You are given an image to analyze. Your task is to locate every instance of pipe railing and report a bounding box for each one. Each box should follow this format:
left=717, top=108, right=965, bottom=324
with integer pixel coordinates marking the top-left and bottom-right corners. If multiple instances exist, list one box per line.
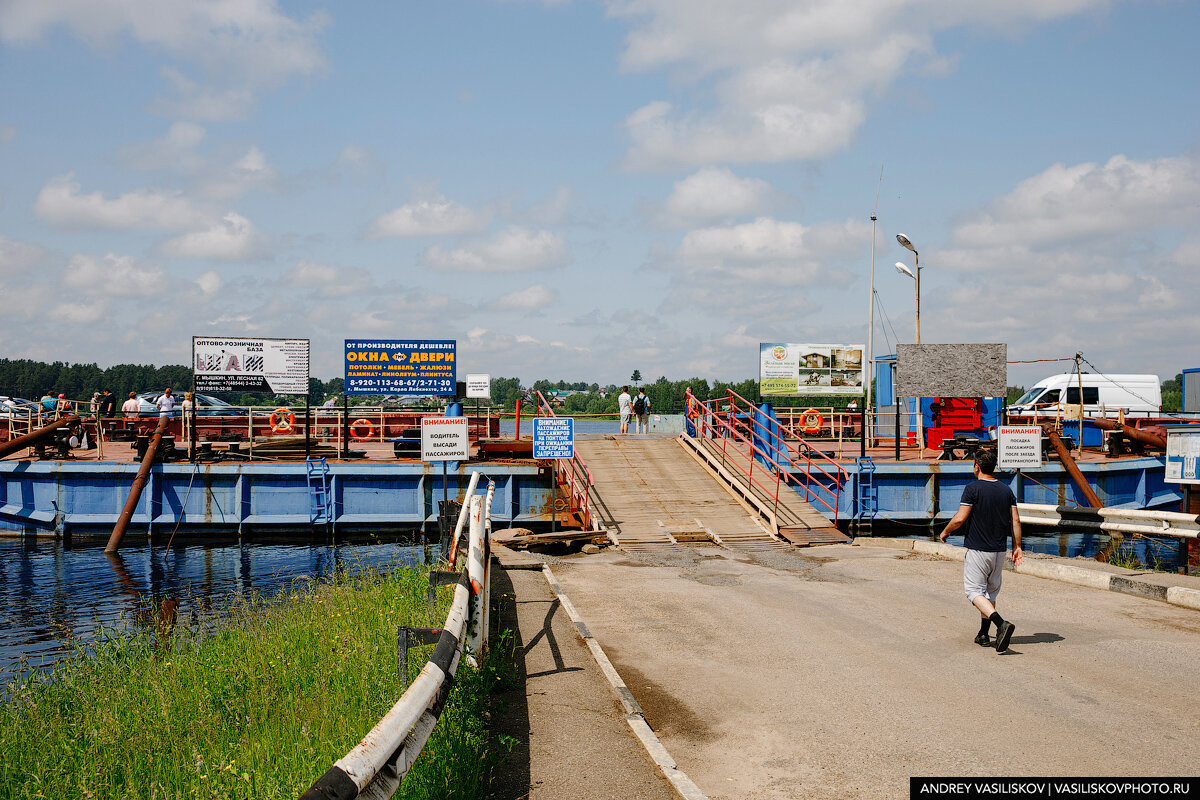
left=689, top=392, right=784, bottom=522
left=534, top=391, right=596, bottom=531
left=1018, top=503, right=1200, bottom=540
left=301, top=480, right=494, bottom=800
left=720, top=389, right=845, bottom=521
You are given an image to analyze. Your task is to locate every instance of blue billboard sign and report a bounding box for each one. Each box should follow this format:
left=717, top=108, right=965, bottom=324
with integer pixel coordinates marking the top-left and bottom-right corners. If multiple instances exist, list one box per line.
left=344, top=339, right=456, bottom=395
left=533, top=417, right=574, bottom=459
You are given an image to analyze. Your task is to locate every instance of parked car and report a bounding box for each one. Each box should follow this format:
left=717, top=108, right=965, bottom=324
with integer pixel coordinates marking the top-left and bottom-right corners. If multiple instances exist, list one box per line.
left=134, top=392, right=247, bottom=417
left=0, top=396, right=39, bottom=420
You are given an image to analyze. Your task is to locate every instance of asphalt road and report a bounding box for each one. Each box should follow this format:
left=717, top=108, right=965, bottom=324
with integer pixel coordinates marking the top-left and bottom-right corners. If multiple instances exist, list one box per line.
left=548, top=543, right=1200, bottom=800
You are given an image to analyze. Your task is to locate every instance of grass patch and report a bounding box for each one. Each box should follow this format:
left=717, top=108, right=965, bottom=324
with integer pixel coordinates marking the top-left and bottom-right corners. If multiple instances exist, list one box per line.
left=0, top=563, right=511, bottom=799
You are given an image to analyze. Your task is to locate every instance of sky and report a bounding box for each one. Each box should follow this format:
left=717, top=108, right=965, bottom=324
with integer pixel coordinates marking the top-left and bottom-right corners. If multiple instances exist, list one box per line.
left=1, top=0, right=1197, bottom=390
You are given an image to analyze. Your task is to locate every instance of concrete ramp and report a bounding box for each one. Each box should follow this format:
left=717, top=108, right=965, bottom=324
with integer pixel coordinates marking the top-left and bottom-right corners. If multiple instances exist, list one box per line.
left=577, top=436, right=791, bottom=554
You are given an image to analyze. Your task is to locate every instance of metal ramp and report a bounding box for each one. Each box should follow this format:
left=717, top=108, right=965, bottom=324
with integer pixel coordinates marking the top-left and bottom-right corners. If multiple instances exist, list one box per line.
left=575, top=437, right=791, bottom=555
left=679, top=435, right=848, bottom=545
left=306, top=457, right=332, bottom=527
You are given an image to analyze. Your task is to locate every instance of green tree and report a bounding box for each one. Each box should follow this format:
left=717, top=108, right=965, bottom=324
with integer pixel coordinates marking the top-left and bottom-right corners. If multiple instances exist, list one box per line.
left=630, top=369, right=642, bottom=385
left=1162, top=372, right=1183, bottom=412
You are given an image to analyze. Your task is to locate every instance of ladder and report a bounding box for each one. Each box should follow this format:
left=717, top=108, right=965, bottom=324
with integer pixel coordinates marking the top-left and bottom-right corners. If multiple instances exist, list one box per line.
left=854, top=456, right=877, bottom=534
left=306, top=457, right=332, bottom=528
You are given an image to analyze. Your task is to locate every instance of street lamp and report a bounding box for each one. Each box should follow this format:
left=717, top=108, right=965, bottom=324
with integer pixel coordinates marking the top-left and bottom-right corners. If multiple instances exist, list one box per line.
left=895, top=233, right=920, bottom=343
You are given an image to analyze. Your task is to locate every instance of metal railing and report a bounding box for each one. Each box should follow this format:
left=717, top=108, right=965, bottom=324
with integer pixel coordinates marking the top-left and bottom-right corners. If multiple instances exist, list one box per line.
left=1018, top=503, right=1200, bottom=540
left=534, top=392, right=595, bottom=530
left=686, top=389, right=845, bottom=524
left=301, top=479, right=494, bottom=800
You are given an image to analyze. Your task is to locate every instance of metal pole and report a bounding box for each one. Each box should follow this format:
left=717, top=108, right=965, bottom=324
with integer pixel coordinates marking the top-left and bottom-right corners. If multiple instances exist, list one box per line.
left=867, top=210, right=876, bottom=453
left=106, top=416, right=168, bottom=553
left=914, top=250, right=920, bottom=345
left=1075, top=352, right=1084, bottom=455
left=551, top=462, right=557, bottom=533
left=305, top=396, right=311, bottom=460
left=894, top=365, right=901, bottom=461
left=342, top=393, right=349, bottom=458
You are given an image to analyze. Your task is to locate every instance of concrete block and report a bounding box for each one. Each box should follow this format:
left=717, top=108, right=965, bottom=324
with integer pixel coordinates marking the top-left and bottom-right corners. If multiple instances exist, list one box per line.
left=1166, top=586, right=1200, bottom=611
left=1017, top=560, right=1113, bottom=591
left=854, top=538, right=915, bottom=551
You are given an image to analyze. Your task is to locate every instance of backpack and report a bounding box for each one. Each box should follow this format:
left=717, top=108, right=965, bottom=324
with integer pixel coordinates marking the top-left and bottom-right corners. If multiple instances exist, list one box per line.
left=633, top=395, right=646, bottom=415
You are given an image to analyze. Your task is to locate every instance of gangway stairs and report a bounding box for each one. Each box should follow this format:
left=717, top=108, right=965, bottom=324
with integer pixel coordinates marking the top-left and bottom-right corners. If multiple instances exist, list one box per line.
left=854, top=456, right=877, bottom=534
left=306, top=457, right=333, bottom=528
left=577, top=436, right=801, bottom=556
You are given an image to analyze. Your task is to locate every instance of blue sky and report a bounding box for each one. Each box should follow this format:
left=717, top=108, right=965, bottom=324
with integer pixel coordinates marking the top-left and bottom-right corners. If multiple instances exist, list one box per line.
left=1, top=0, right=1197, bottom=389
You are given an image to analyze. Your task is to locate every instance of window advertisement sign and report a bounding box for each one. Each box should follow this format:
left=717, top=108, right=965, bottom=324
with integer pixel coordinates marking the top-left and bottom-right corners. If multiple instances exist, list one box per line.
left=193, top=337, right=309, bottom=394
left=466, top=374, right=490, bottom=399
left=533, top=417, right=574, bottom=459
left=421, top=417, right=470, bottom=462
left=1164, top=426, right=1200, bottom=485
left=344, top=339, right=456, bottom=395
left=759, top=343, right=865, bottom=397
left=997, top=426, right=1042, bottom=470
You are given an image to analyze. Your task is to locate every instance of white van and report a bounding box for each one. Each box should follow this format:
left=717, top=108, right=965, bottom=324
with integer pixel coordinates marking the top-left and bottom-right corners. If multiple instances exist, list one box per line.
left=1009, top=373, right=1161, bottom=417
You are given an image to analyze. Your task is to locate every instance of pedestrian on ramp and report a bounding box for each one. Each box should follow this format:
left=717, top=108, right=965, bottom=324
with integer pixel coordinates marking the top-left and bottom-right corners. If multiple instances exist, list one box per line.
left=939, top=449, right=1024, bottom=652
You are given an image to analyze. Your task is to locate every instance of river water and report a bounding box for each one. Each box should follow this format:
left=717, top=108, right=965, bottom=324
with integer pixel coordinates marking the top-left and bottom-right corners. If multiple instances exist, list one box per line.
left=0, top=537, right=437, bottom=684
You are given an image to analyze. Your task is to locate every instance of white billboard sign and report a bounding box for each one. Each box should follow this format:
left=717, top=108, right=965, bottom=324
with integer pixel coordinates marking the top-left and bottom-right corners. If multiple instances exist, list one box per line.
left=997, top=426, right=1043, bottom=470
left=421, top=417, right=470, bottom=462
left=759, top=342, right=865, bottom=397
left=466, top=374, right=490, bottom=399
left=193, top=336, right=309, bottom=394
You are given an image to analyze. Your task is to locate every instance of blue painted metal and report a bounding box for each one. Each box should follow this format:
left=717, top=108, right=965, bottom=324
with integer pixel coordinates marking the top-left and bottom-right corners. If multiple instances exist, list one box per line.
left=0, top=460, right=551, bottom=536
left=752, top=404, right=785, bottom=470
left=306, top=457, right=332, bottom=526
left=785, top=455, right=1179, bottom=523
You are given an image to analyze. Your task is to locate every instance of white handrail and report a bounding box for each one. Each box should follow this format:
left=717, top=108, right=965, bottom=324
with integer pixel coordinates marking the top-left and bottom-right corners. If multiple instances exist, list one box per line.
left=300, top=480, right=495, bottom=800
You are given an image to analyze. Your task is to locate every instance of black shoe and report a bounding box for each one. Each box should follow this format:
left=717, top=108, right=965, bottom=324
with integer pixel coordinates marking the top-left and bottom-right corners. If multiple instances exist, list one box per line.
left=974, top=632, right=991, bottom=647
left=994, top=621, right=1015, bottom=653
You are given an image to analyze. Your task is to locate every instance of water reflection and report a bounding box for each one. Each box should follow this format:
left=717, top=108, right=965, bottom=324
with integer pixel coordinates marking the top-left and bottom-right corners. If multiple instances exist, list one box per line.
left=0, top=536, right=437, bottom=681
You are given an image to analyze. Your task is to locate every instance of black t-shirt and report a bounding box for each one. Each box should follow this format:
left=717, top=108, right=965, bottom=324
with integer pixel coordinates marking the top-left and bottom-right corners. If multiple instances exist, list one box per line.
left=960, top=478, right=1016, bottom=552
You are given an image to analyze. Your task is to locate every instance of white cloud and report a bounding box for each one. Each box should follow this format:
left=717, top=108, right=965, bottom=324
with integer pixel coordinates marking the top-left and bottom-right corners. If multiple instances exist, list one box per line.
left=526, top=187, right=573, bottom=226
left=423, top=226, right=571, bottom=272
left=368, top=192, right=485, bottom=239
left=0, top=236, right=46, bottom=275
left=661, top=167, right=776, bottom=226
left=492, top=284, right=556, bottom=310
left=63, top=253, right=167, bottom=296
left=52, top=299, right=107, bottom=325
left=34, top=174, right=212, bottom=230
left=195, top=271, right=222, bottom=296
left=611, top=0, right=1107, bottom=169
left=160, top=212, right=267, bottom=260
left=285, top=260, right=371, bottom=296
left=121, top=121, right=207, bottom=171
left=1, top=1, right=328, bottom=121
left=953, top=154, right=1200, bottom=248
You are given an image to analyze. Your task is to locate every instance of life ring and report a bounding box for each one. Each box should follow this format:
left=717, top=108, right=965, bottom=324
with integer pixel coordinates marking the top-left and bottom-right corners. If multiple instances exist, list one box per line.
left=350, top=418, right=375, bottom=440
left=800, top=408, right=823, bottom=434
left=269, top=407, right=295, bottom=433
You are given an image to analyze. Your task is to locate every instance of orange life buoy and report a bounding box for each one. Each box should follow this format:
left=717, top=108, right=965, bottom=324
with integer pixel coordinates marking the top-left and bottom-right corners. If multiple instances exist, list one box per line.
left=800, top=408, right=823, bottom=434
left=269, top=407, right=295, bottom=433
left=350, top=418, right=375, bottom=440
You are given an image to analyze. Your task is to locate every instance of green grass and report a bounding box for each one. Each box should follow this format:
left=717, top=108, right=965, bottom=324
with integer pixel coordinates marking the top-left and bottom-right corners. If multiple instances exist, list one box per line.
left=0, top=564, right=512, bottom=800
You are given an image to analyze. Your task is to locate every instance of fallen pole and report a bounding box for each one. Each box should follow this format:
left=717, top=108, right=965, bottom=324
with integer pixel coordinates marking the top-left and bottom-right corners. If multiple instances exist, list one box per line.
left=105, top=416, right=168, bottom=553
left=1089, top=417, right=1168, bottom=449
left=1043, top=426, right=1102, bottom=509
left=0, top=415, right=82, bottom=459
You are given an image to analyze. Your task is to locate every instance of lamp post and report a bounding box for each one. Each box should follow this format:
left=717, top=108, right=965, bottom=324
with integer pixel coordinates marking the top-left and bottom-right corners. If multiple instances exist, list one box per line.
left=894, top=233, right=919, bottom=344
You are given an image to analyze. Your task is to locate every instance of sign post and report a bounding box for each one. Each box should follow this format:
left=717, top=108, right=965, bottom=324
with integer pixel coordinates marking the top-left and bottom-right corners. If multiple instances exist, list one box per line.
left=998, top=425, right=1042, bottom=470
left=533, top=418, right=574, bottom=533
left=467, top=373, right=489, bottom=438
left=422, top=416, right=470, bottom=512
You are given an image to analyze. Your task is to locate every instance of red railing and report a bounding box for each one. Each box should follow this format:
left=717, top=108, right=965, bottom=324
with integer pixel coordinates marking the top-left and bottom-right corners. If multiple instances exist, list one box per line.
left=685, top=389, right=845, bottom=524
left=534, top=392, right=595, bottom=531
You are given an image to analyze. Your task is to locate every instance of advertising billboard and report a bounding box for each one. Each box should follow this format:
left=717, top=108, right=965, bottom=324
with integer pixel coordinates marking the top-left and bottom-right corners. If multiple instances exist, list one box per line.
left=344, top=339, right=456, bottom=396
left=192, top=337, right=309, bottom=394
left=759, top=343, right=865, bottom=397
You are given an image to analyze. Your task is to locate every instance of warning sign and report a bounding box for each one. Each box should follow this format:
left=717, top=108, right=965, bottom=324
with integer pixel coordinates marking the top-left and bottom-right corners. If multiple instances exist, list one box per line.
left=998, top=426, right=1042, bottom=470
left=421, top=417, right=469, bottom=462
left=533, top=417, right=574, bottom=459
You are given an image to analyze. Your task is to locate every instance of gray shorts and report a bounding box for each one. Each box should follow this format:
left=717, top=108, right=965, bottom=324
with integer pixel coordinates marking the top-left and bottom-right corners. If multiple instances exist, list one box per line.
left=620, top=413, right=631, bottom=425
left=963, top=549, right=1005, bottom=603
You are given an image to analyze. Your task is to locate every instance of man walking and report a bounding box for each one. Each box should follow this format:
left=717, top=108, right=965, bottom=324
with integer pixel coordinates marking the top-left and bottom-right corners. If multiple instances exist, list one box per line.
left=939, top=449, right=1024, bottom=652
left=618, top=386, right=632, bottom=434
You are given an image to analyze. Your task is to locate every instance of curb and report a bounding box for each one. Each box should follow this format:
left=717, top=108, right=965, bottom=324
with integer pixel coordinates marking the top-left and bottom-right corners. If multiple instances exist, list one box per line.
left=859, top=538, right=1200, bottom=612
left=540, top=565, right=709, bottom=800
